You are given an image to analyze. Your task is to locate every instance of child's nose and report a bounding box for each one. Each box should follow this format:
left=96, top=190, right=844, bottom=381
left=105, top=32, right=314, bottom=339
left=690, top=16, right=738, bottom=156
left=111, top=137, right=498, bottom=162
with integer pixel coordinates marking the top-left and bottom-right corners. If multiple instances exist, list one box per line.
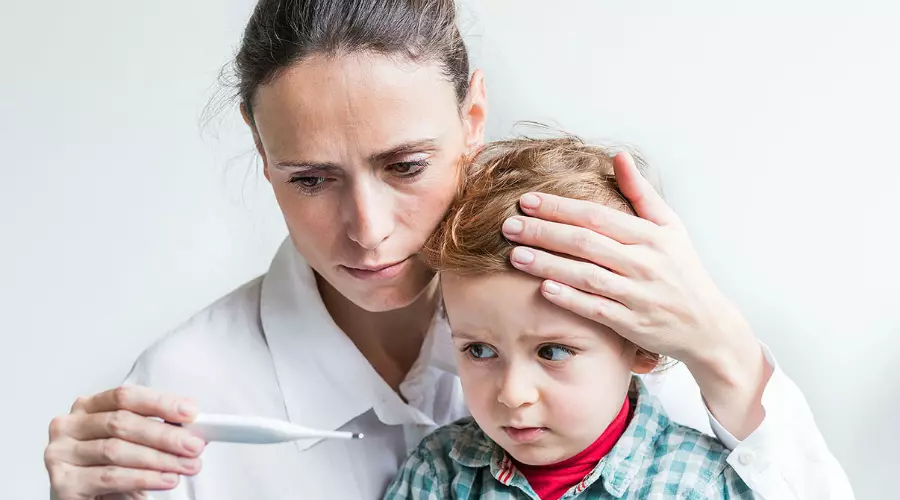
left=496, top=368, right=539, bottom=409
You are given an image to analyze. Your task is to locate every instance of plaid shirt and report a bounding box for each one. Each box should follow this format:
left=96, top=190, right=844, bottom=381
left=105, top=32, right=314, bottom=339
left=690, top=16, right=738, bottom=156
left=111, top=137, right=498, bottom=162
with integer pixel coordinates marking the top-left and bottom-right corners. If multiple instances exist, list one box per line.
left=384, top=378, right=753, bottom=500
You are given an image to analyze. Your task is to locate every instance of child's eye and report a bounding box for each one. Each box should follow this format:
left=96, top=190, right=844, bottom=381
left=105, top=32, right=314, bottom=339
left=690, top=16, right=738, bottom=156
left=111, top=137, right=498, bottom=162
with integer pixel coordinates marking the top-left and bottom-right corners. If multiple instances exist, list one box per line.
left=465, top=343, right=498, bottom=360
left=537, top=344, right=575, bottom=361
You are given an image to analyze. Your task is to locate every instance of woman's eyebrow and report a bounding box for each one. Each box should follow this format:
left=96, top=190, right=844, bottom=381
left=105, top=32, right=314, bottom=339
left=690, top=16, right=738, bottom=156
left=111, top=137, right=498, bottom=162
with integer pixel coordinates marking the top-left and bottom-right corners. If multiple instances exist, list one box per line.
left=273, top=161, right=342, bottom=171
left=271, top=139, right=438, bottom=171
left=368, top=138, right=438, bottom=163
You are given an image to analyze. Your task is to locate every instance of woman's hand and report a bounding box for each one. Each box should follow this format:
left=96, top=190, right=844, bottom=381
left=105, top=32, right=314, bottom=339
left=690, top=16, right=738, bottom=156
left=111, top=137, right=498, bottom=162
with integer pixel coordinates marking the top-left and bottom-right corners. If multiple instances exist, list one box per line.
left=501, top=152, right=770, bottom=439
left=45, top=386, right=204, bottom=500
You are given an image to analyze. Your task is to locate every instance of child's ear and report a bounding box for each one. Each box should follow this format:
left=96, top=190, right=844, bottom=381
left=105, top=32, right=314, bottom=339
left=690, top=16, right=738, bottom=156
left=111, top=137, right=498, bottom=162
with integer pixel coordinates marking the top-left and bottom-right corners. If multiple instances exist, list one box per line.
left=631, top=351, right=660, bottom=375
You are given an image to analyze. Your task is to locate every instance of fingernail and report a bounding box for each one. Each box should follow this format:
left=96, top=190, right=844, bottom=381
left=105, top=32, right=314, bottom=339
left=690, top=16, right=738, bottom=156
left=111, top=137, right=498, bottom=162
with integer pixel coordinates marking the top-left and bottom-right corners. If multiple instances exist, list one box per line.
left=183, top=436, right=205, bottom=454
left=502, top=217, right=524, bottom=235
left=543, top=281, right=562, bottom=295
left=161, top=472, right=179, bottom=485
left=178, top=401, right=197, bottom=418
left=520, top=193, right=541, bottom=210
left=511, top=247, right=534, bottom=265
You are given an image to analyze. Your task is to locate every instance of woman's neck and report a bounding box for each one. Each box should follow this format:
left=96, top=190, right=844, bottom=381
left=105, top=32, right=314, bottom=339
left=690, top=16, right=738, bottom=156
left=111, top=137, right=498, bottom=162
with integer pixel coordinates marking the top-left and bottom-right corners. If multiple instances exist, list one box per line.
left=316, top=274, right=441, bottom=395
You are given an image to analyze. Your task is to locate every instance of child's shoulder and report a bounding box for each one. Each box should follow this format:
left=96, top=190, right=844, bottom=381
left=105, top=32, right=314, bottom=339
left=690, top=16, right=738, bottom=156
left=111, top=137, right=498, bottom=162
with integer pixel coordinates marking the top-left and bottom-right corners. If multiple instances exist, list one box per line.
left=655, top=418, right=731, bottom=458
left=614, top=384, right=752, bottom=498
left=629, top=381, right=730, bottom=462
left=624, top=417, right=751, bottom=498
left=386, top=418, right=499, bottom=499
left=415, top=416, right=490, bottom=463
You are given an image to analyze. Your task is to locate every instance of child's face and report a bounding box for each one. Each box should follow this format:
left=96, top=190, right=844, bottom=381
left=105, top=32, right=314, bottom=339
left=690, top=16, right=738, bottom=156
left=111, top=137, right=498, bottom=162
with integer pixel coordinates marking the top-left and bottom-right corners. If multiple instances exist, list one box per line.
left=442, top=271, right=654, bottom=466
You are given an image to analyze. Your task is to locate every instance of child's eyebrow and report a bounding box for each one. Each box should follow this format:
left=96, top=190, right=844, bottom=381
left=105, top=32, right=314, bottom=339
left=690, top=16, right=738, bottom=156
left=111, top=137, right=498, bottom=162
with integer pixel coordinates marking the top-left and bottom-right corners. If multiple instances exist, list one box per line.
left=450, top=330, right=483, bottom=342
left=517, top=331, right=595, bottom=345
left=450, top=329, right=598, bottom=345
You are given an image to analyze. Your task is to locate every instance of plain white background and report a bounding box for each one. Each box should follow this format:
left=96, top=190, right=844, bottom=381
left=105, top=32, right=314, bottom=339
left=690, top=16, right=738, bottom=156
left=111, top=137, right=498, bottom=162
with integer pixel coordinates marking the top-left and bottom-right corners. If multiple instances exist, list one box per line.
left=2, top=1, right=897, bottom=497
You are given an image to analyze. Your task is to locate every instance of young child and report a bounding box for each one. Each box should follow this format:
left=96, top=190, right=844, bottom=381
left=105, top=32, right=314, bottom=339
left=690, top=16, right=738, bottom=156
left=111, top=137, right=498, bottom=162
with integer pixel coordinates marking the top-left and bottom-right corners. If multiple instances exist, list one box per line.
left=384, top=136, right=753, bottom=499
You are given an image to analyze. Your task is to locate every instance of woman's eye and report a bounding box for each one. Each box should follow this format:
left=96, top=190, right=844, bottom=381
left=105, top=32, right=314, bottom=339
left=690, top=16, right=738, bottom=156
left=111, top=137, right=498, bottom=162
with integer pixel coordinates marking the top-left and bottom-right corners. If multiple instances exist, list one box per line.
left=389, top=160, right=428, bottom=177
left=292, top=176, right=326, bottom=188
left=537, top=345, right=575, bottom=361
left=466, top=343, right=498, bottom=360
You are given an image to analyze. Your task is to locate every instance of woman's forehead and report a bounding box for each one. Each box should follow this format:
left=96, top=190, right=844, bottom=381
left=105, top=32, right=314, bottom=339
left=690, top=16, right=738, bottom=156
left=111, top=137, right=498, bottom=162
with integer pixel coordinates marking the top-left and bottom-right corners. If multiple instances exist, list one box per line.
left=251, top=53, right=462, bottom=160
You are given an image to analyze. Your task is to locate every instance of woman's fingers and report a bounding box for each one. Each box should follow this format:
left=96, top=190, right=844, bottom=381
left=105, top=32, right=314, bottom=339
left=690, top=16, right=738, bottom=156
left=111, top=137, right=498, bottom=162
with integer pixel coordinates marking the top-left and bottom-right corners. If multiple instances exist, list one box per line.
left=71, top=438, right=202, bottom=475
left=47, top=386, right=203, bottom=499
left=509, top=246, right=641, bottom=306
left=73, top=385, right=197, bottom=424
left=45, top=445, right=188, bottom=498
left=538, top=280, right=635, bottom=335
left=59, top=411, right=205, bottom=458
left=515, top=191, right=656, bottom=245
left=612, top=151, right=680, bottom=227
left=78, top=465, right=181, bottom=495
left=503, top=216, right=655, bottom=277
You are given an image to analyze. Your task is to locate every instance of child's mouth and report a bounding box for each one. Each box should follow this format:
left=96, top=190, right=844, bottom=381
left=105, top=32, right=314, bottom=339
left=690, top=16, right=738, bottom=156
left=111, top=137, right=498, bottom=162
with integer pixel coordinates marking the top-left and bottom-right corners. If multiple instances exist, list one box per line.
left=502, top=426, right=548, bottom=443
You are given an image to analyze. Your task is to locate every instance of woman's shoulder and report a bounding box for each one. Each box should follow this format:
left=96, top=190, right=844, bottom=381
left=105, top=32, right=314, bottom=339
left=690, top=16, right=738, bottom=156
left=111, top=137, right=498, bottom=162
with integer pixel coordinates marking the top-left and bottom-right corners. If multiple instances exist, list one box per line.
left=123, top=276, right=278, bottom=405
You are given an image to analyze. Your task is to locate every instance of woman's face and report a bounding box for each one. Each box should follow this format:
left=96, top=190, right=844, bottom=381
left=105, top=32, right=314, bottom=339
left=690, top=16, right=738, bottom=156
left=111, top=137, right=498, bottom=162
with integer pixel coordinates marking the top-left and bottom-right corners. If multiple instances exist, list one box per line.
left=249, top=53, right=486, bottom=312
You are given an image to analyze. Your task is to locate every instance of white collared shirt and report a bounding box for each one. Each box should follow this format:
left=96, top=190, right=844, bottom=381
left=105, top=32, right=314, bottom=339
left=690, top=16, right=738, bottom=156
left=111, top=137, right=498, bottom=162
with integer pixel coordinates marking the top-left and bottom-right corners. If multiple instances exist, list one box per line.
left=127, top=239, right=853, bottom=499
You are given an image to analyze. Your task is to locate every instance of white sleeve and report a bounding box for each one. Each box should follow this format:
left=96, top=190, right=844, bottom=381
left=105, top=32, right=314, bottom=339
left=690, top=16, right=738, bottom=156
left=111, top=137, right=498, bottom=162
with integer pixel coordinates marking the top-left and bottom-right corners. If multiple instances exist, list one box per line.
left=706, top=344, right=855, bottom=500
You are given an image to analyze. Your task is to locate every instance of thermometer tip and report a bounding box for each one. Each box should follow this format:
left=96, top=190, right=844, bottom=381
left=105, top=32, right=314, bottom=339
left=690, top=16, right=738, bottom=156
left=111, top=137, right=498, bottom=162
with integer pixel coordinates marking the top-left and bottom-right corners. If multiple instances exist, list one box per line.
left=353, top=433, right=364, bottom=439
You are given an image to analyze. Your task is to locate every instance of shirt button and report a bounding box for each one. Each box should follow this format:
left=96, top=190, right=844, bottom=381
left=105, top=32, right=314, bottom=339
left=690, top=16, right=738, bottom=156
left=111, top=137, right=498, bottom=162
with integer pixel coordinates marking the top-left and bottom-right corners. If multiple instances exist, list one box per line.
left=738, top=450, right=755, bottom=466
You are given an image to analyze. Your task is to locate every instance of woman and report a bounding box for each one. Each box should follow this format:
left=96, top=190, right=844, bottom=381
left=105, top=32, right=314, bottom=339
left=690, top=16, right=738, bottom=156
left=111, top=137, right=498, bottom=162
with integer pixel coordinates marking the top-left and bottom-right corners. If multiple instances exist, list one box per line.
left=44, top=1, right=852, bottom=499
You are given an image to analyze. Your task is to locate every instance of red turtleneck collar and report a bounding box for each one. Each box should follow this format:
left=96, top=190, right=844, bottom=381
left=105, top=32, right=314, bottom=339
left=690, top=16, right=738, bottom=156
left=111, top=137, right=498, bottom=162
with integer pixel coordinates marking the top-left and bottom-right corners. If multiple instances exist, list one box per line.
left=512, top=397, right=632, bottom=500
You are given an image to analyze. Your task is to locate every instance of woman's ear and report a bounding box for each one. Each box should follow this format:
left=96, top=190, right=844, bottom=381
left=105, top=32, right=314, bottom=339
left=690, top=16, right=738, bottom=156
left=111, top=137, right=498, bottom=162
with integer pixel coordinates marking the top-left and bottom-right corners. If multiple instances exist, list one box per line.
left=461, top=69, right=488, bottom=152
left=241, top=103, right=270, bottom=181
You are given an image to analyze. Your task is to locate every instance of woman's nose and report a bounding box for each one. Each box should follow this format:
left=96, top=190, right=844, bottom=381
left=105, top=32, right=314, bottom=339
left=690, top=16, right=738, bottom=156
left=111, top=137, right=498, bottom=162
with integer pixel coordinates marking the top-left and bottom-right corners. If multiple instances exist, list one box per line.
left=496, top=366, right=539, bottom=409
left=345, top=182, right=394, bottom=250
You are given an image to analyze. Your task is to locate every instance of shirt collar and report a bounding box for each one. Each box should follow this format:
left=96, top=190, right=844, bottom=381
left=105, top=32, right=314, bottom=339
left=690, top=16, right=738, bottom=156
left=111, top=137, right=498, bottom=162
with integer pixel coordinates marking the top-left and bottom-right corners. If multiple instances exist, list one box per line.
left=448, top=420, right=495, bottom=468
left=447, top=378, right=667, bottom=498
left=594, top=378, right=666, bottom=497
left=259, top=238, right=393, bottom=451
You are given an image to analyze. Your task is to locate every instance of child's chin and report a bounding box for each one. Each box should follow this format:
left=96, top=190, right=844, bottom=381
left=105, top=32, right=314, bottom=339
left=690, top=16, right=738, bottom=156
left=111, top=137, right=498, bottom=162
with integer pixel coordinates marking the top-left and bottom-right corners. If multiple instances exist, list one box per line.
left=505, top=443, right=573, bottom=467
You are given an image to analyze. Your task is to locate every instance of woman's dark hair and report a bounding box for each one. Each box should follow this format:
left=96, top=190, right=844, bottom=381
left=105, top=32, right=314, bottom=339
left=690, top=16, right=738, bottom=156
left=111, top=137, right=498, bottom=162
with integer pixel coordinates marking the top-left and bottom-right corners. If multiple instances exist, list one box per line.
left=235, top=0, right=470, bottom=123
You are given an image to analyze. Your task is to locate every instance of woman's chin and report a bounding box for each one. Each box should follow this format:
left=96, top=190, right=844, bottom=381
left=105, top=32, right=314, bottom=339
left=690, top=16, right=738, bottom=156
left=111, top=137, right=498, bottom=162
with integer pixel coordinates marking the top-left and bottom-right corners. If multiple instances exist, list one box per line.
left=344, top=269, right=438, bottom=313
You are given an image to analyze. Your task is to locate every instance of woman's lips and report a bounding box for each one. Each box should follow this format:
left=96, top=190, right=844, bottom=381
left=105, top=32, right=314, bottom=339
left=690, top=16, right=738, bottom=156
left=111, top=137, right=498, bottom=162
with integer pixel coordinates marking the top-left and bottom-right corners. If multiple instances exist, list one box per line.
left=502, top=426, right=548, bottom=444
left=341, top=257, right=410, bottom=280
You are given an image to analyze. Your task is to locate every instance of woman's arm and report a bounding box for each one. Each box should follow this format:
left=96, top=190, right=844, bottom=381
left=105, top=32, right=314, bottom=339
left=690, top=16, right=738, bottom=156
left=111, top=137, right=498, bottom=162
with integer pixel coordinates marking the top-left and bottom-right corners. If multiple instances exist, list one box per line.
left=499, top=152, right=853, bottom=498
left=711, top=345, right=855, bottom=499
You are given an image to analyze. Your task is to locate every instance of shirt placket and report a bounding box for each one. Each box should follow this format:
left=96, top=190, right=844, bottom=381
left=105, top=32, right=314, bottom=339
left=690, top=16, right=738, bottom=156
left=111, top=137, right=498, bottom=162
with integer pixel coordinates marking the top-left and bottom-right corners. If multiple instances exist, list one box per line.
left=488, top=451, right=543, bottom=500
left=557, top=461, right=607, bottom=499
left=487, top=450, right=610, bottom=500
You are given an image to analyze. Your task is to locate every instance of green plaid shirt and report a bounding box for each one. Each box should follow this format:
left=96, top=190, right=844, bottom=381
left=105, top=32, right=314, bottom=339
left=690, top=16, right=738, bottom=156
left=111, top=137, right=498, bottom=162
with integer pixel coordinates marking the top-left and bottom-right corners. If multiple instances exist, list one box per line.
left=384, top=379, right=753, bottom=500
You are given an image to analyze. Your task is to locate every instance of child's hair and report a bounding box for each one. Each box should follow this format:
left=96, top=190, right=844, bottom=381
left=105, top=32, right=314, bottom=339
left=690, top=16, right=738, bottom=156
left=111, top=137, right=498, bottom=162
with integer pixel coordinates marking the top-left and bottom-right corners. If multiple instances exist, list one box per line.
left=423, top=133, right=651, bottom=274
left=423, top=133, right=663, bottom=366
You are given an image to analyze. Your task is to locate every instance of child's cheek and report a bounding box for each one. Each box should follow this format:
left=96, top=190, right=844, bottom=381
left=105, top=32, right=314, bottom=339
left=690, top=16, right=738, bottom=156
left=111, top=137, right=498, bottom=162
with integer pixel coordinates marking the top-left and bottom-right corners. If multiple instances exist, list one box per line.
left=544, top=359, right=621, bottom=424
left=456, top=358, right=499, bottom=426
